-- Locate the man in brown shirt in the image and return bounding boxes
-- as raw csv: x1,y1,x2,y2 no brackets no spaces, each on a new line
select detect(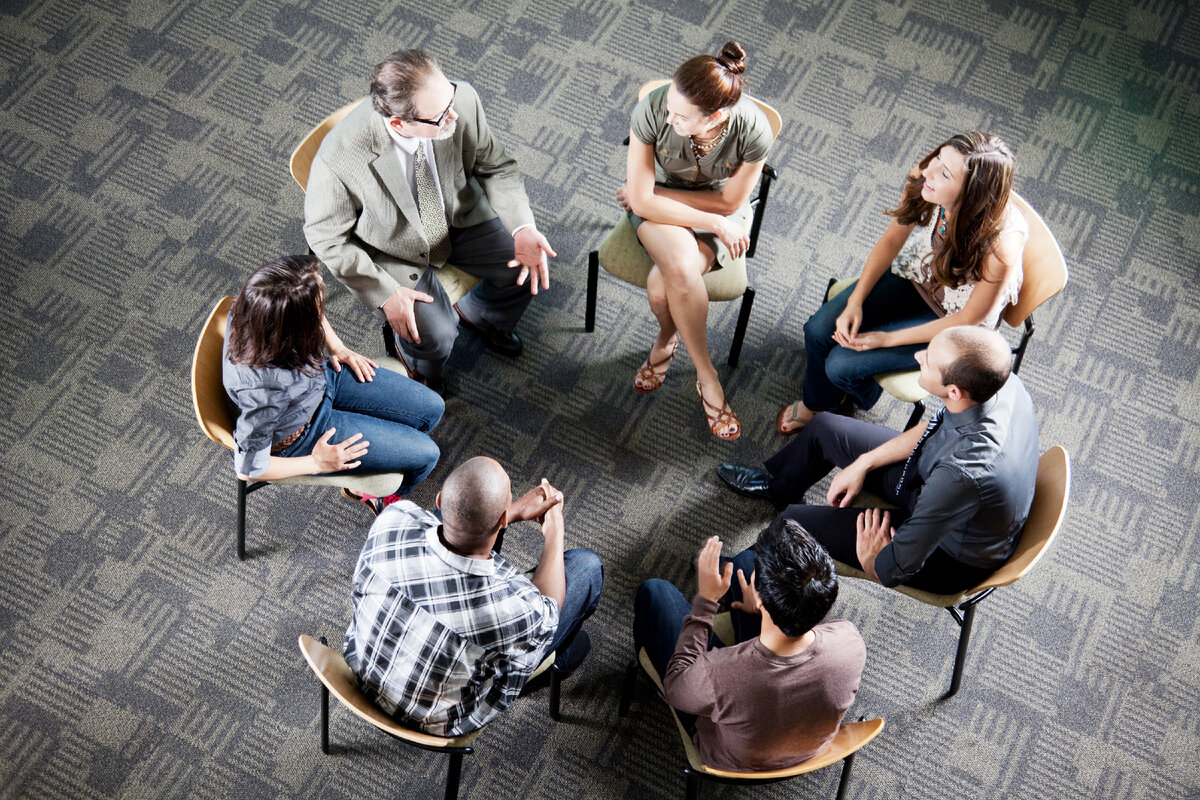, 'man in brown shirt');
633,518,866,771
